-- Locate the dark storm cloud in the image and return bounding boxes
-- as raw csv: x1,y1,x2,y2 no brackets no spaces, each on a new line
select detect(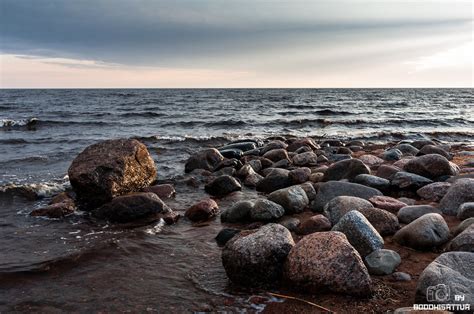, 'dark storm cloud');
0,0,472,68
